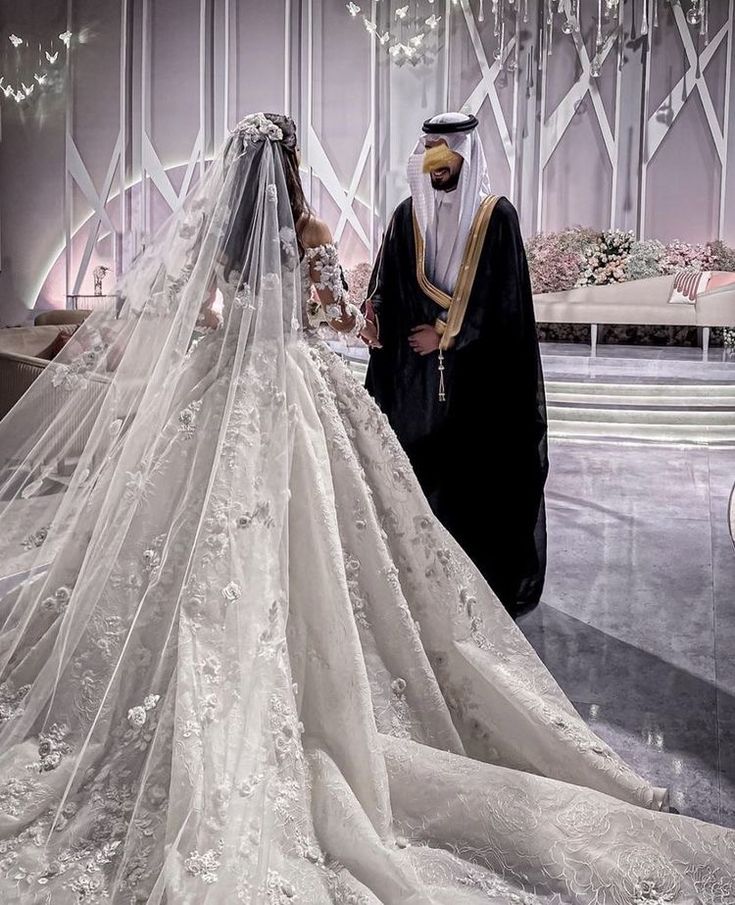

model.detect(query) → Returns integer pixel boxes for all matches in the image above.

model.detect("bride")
[0,113,731,904]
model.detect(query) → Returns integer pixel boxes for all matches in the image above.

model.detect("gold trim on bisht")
[413,194,500,351]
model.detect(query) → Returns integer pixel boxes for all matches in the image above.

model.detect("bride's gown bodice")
[213,242,343,336]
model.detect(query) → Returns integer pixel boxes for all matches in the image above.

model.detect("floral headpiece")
[232,113,284,147]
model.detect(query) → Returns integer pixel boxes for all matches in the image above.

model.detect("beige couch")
[0,311,90,420]
[534,274,735,356]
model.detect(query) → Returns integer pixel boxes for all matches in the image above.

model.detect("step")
[545,382,735,409]
[343,359,735,445]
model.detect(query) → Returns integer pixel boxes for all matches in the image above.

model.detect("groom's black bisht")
[365,192,548,611]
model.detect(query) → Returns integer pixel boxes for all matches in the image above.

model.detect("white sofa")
[534,274,735,356]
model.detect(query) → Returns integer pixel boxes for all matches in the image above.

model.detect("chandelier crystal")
[343,1,711,71]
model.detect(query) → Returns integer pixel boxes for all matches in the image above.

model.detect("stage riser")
[345,360,735,446]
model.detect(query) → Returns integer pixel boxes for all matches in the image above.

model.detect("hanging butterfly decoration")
[1,30,73,108]
[345,0,446,66]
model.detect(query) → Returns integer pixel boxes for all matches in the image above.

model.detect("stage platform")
[342,343,735,446]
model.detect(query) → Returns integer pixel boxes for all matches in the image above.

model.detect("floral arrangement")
[345,261,373,305]
[526,228,735,350]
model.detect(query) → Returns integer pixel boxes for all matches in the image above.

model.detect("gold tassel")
[438,350,446,402]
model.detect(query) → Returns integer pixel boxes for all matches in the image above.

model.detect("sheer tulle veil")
[0,115,309,901]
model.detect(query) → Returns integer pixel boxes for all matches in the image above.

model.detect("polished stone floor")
[518,440,735,827]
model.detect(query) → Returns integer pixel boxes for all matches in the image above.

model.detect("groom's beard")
[430,170,461,192]
[423,145,463,192]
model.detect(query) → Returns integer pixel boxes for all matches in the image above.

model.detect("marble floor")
[518,440,735,827]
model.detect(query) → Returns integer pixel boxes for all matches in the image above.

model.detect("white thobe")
[427,189,461,296]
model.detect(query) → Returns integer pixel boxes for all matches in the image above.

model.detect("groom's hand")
[409,324,440,356]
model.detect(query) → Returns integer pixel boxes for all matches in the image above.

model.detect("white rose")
[127,706,147,728]
[222,581,242,602]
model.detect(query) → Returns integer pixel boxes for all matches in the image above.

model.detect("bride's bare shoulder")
[299,215,333,250]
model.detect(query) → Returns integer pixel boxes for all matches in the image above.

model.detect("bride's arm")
[196,279,221,332]
[302,218,365,336]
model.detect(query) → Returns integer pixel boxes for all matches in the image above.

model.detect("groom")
[363,112,548,614]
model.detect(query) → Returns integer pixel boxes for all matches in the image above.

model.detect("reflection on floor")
[518,437,735,828]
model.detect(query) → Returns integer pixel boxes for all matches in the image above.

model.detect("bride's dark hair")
[268,114,312,256]
[221,113,311,282]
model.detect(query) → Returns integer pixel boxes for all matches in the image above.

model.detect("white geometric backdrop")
[1,0,735,322]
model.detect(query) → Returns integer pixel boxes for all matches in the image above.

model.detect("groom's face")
[424,138,464,192]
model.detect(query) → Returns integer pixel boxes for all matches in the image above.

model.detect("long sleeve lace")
[305,243,365,338]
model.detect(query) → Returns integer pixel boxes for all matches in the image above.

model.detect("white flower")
[41,596,58,614]
[233,112,284,146]
[143,694,160,711]
[142,549,160,571]
[222,581,242,602]
[391,677,407,696]
[238,773,263,798]
[127,706,147,728]
[50,365,71,388]
[266,184,278,203]
[262,272,280,290]
[233,283,253,309]
[263,121,283,141]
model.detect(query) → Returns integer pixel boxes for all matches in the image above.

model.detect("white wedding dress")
[0,117,732,904]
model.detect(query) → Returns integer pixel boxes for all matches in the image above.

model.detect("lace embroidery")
[344,553,370,630]
[21,525,49,550]
[0,683,31,727]
[185,842,223,884]
[178,400,203,438]
[222,581,242,603]
[303,244,366,339]
[31,724,72,772]
[40,585,73,616]
[127,694,160,729]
